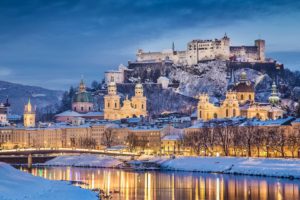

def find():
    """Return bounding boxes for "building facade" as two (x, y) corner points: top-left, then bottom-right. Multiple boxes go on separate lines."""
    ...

(198, 72), (283, 121)
(104, 80), (147, 120)
(137, 34), (265, 65)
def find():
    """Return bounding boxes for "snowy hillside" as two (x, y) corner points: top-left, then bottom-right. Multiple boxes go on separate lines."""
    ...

(0, 80), (63, 115)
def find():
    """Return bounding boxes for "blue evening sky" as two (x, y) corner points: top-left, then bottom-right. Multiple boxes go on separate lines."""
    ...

(0, 0), (299, 90)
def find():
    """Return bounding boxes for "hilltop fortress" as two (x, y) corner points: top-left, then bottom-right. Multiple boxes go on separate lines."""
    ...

(136, 34), (265, 65)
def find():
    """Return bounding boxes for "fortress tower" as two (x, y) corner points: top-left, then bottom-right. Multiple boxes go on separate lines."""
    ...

(23, 99), (36, 127)
(255, 39), (265, 61)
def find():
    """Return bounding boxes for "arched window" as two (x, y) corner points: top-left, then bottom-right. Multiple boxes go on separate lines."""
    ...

(74, 107), (76, 111)
(108, 102), (110, 108)
(226, 109), (229, 117)
(214, 113), (218, 118)
(241, 94), (244, 100)
(142, 104), (144, 109)
(249, 94), (252, 100)
(233, 109), (236, 117)
(81, 107), (83, 111)
(88, 107), (91, 111)
(115, 102), (117, 108)
(199, 111), (202, 118)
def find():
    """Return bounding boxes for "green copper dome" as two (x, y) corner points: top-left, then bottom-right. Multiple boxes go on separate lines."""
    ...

(72, 91), (93, 103)
(72, 79), (93, 103)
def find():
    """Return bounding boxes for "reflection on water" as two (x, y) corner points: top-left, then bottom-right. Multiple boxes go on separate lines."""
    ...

(18, 166), (300, 200)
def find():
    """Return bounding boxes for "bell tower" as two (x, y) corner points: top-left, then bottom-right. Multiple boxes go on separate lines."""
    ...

(104, 77), (121, 120)
(24, 98), (36, 127)
(131, 80), (147, 117)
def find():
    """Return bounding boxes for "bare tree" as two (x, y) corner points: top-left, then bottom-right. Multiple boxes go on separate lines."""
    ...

(252, 127), (264, 157)
(127, 133), (138, 152)
(262, 128), (278, 157)
(102, 128), (115, 148)
(275, 129), (287, 158)
(215, 121), (234, 156)
(232, 127), (243, 156)
(184, 129), (206, 155)
(286, 131), (300, 158)
(241, 121), (257, 157)
(80, 137), (97, 149)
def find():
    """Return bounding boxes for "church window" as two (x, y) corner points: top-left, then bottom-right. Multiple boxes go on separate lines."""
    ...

(226, 109), (229, 117)
(214, 113), (218, 118)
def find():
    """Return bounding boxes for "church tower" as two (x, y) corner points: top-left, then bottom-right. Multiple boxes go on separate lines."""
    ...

(131, 81), (147, 117)
(23, 99), (36, 127)
(104, 77), (121, 120)
(268, 82), (280, 106)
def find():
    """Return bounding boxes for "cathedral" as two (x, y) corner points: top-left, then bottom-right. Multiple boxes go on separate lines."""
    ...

(104, 78), (147, 120)
(197, 72), (284, 121)
(72, 79), (94, 113)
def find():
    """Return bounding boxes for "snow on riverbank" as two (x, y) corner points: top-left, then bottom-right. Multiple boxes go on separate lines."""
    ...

(0, 162), (97, 200)
(160, 157), (300, 178)
(43, 155), (124, 168)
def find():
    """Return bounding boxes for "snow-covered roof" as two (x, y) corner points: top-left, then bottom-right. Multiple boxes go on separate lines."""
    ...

(162, 134), (181, 141)
(82, 112), (104, 117)
(292, 118), (300, 123)
(240, 117), (295, 127)
(55, 110), (81, 117)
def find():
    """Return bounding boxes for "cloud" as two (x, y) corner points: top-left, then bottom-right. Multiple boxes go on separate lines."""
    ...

(0, 67), (12, 76)
(0, 0), (299, 89)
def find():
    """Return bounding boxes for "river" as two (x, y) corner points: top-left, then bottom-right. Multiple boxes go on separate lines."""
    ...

(18, 166), (300, 200)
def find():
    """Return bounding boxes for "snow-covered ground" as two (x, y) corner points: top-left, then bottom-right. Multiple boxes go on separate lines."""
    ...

(159, 157), (300, 178)
(42, 155), (300, 179)
(0, 162), (97, 200)
(43, 155), (125, 168)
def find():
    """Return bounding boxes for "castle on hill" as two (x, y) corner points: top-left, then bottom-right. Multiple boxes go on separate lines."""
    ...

(136, 34), (265, 65)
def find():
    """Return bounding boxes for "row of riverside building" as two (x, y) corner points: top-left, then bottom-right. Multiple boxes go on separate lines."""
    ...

(1, 116), (300, 158)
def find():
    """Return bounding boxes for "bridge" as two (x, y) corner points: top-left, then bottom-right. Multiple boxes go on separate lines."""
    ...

(0, 148), (139, 156)
(0, 148), (140, 165)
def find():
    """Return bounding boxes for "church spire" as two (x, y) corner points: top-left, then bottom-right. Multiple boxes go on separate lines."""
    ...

(172, 42), (175, 52)
(79, 79), (86, 93)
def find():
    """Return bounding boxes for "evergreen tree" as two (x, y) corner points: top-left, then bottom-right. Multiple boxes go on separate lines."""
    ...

(296, 98), (300, 118)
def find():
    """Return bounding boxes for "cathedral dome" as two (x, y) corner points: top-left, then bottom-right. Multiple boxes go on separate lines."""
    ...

(72, 91), (93, 103)
(72, 80), (93, 103)
(232, 82), (254, 93)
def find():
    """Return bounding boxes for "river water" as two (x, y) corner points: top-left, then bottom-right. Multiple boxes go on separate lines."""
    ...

(18, 166), (300, 200)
